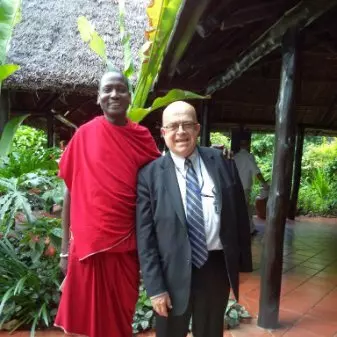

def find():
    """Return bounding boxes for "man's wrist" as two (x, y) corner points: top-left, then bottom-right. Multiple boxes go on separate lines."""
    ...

(150, 291), (168, 300)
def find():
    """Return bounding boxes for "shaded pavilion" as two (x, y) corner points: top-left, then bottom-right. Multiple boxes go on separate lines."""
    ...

(141, 0), (337, 329)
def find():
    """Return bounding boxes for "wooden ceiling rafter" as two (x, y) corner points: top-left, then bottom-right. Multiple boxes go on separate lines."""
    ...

(37, 93), (60, 113)
(219, 1), (287, 32)
(206, 0), (337, 95)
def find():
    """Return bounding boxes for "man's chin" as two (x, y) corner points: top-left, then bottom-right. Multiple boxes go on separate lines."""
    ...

(105, 109), (126, 117)
(172, 146), (195, 158)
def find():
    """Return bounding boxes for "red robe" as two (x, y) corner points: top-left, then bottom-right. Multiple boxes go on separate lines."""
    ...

(54, 116), (160, 337)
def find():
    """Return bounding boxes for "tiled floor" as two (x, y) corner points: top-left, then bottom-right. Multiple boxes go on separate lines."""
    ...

(232, 216), (337, 337)
(1, 217), (337, 337)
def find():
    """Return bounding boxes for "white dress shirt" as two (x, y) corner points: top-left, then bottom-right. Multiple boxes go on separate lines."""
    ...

(170, 149), (222, 251)
(234, 149), (261, 190)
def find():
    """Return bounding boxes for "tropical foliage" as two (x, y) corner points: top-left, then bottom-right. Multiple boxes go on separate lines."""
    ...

(0, 0), (21, 90)
(210, 131), (337, 216)
(0, 220), (62, 335)
(77, 0), (209, 123)
(0, 120), (63, 335)
(298, 138), (337, 216)
(250, 134), (337, 216)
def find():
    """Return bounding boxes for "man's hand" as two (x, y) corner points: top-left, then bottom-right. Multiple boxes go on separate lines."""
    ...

(211, 145), (234, 159)
(223, 147), (234, 160)
(151, 293), (172, 317)
(59, 257), (68, 275)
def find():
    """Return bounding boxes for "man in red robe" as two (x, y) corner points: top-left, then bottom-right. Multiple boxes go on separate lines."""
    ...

(54, 71), (160, 337)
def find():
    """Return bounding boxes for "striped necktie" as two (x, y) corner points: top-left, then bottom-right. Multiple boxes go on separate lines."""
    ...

(185, 158), (208, 268)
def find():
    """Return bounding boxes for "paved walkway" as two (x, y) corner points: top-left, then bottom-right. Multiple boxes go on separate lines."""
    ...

(1, 217), (337, 336)
(231, 216), (337, 337)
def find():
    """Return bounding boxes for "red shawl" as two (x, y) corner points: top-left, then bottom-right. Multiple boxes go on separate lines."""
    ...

(59, 116), (160, 260)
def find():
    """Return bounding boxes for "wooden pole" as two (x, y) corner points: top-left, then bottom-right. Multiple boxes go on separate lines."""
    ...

(288, 126), (305, 220)
(0, 90), (10, 136)
(200, 101), (210, 146)
(258, 28), (298, 329)
(47, 114), (54, 147)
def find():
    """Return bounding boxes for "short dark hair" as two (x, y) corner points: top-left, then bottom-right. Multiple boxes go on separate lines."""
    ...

(99, 70), (130, 91)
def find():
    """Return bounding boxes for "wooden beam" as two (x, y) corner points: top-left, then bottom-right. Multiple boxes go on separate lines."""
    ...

(211, 120), (337, 135)
(288, 126), (305, 220)
(160, 0), (212, 78)
(47, 114), (55, 148)
(219, 2), (283, 31)
(195, 0), (236, 38)
(54, 114), (78, 130)
(258, 28), (298, 329)
(206, 0), (337, 95)
(0, 90), (10, 135)
(319, 91), (337, 124)
(38, 94), (59, 112)
(200, 101), (210, 146)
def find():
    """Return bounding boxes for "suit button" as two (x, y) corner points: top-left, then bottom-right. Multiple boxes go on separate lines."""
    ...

(187, 259), (190, 263)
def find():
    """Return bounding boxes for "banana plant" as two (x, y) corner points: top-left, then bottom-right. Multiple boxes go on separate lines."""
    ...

(0, 114), (29, 158)
(77, 0), (210, 123)
(0, 0), (21, 91)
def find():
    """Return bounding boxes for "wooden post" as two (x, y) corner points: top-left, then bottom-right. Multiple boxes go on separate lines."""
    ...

(0, 90), (10, 136)
(258, 28), (298, 329)
(288, 126), (305, 220)
(200, 101), (210, 146)
(47, 114), (55, 147)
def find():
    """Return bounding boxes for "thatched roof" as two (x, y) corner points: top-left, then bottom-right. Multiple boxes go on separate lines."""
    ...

(5, 0), (148, 94)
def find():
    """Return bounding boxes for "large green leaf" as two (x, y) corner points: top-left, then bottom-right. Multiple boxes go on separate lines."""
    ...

(77, 16), (107, 62)
(131, 0), (183, 113)
(128, 89), (209, 122)
(0, 114), (29, 157)
(118, 0), (135, 80)
(0, 0), (21, 64)
(0, 64), (20, 81)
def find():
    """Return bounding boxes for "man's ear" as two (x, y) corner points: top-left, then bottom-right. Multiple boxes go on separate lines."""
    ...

(160, 127), (165, 137)
(196, 123), (201, 135)
(127, 92), (131, 105)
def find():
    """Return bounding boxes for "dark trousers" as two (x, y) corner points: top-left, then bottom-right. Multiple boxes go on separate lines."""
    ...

(155, 251), (230, 337)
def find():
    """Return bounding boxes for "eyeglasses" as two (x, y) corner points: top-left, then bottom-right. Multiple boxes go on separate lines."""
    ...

(162, 122), (198, 132)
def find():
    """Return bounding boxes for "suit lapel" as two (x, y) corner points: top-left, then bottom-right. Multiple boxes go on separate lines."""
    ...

(198, 147), (223, 211)
(161, 153), (187, 228)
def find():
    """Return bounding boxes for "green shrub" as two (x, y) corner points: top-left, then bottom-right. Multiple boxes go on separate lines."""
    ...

(0, 218), (62, 334)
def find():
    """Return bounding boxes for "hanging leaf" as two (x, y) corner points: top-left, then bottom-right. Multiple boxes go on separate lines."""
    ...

(0, 64), (20, 82)
(128, 89), (209, 122)
(0, 114), (29, 158)
(118, 0), (135, 80)
(77, 16), (107, 62)
(131, 0), (184, 113)
(0, 0), (21, 64)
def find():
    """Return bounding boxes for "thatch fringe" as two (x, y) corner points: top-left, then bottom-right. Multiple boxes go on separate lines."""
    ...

(5, 0), (148, 94)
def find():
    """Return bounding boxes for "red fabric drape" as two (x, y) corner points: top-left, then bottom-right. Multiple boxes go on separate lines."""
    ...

(55, 244), (140, 337)
(58, 116), (160, 260)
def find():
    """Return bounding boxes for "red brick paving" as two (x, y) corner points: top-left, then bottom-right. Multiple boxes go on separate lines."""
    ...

(1, 217), (337, 337)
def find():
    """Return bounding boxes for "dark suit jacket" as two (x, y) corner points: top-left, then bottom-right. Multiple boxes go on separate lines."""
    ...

(136, 146), (252, 315)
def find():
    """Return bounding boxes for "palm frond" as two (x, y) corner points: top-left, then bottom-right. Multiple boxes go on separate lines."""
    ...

(0, 194), (14, 220)
(0, 177), (17, 192)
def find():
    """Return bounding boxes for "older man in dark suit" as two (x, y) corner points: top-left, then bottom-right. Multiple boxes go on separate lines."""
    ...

(136, 101), (252, 337)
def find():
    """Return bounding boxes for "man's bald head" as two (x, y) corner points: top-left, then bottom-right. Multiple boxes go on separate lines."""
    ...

(161, 101), (200, 158)
(162, 101), (197, 126)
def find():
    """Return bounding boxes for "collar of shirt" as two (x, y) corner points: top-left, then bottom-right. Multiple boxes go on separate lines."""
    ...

(170, 148), (199, 174)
